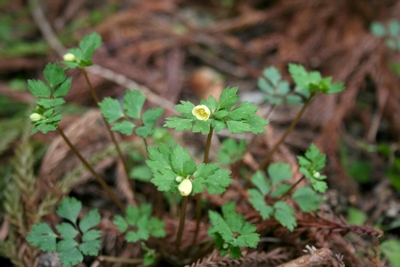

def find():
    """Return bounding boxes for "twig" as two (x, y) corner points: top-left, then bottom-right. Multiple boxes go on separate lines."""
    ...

(56, 127), (125, 212)
(258, 92), (316, 170)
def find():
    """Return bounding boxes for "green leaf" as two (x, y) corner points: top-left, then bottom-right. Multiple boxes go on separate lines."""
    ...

(210, 119), (226, 132)
(26, 223), (57, 252)
(271, 184), (291, 197)
(79, 240), (100, 256)
(31, 122), (58, 135)
(227, 120), (251, 134)
(258, 77), (274, 94)
(111, 120), (135, 135)
(142, 243), (156, 266)
(82, 229), (101, 242)
(192, 120), (210, 134)
(28, 80), (51, 98)
(123, 90), (146, 119)
(37, 98), (65, 108)
(263, 66), (281, 87)
(80, 229), (101, 255)
(380, 239), (400, 267)
(348, 160), (371, 183)
(277, 81), (290, 95)
(218, 87), (239, 110)
(58, 246), (83, 267)
(164, 117), (193, 131)
(170, 145), (193, 175)
(370, 21), (386, 37)
(148, 217), (166, 238)
(147, 143), (177, 191)
(326, 81), (345, 94)
(245, 114), (268, 134)
(43, 62), (66, 87)
(203, 95), (218, 112)
(79, 209), (100, 233)
(53, 77), (72, 98)
(142, 107), (163, 126)
(248, 189), (273, 219)
(57, 238), (78, 252)
(388, 20), (400, 36)
(268, 163), (292, 186)
(293, 187), (323, 212)
(129, 165), (152, 182)
(56, 223), (78, 239)
(273, 201), (296, 231)
(175, 100), (196, 117)
(79, 32), (102, 61)
(56, 197), (82, 224)
(250, 171), (270, 195)
(113, 215), (128, 232)
(228, 102), (258, 120)
(347, 207), (367, 225)
(99, 97), (124, 123)
(208, 202), (259, 259)
(217, 138), (246, 165)
(135, 125), (154, 138)
(193, 163), (232, 195)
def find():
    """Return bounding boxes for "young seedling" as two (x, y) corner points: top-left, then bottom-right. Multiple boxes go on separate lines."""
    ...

(248, 143), (325, 231)
(27, 197), (101, 267)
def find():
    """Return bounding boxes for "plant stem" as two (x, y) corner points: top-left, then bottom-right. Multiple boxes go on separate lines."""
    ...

(175, 195), (188, 250)
(81, 67), (138, 205)
(258, 92), (316, 170)
(277, 175), (305, 201)
(191, 126), (214, 248)
(203, 126), (213, 164)
(56, 127), (125, 212)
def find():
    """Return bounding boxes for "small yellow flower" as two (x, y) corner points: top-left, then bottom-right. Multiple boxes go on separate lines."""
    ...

(30, 113), (44, 122)
(192, 105), (210, 121)
(178, 179), (192, 196)
(63, 53), (76, 62)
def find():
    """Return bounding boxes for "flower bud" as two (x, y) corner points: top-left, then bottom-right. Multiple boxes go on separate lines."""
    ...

(192, 105), (211, 121)
(178, 179), (192, 196)
(222, 243), (229, 249)
(175, 176), (183, 183)
(30, 113), (43, 122)
(63, 53), (76, 62)
(313, 171), (320, 178)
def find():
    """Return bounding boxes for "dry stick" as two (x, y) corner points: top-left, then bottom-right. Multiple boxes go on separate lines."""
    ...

(191, 125), (214, 250)
(81, 67), (138, 206)
(258, 92), (316, 170)
(175, 196), (188, 250)
(56, 127), (125, 212)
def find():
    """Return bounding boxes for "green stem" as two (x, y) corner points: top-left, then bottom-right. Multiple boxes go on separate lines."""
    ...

(56, 127), (125, 212)
(175, 196), (188, 250)
(191, 126), (213, 248)
(81, 67), (138, 205)
(258, 92), (316, 170)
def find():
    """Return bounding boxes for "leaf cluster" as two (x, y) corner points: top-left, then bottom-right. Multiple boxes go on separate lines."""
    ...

(26, 197), (101, 267)
(288, 64), (344, 94)
(248, 145), (325, 231)
(217, 138), (246, 165)
(99, 89), (163, 137)
(113, 204), (165, 242)
(28, 62), (71, 134)
(208, 202), (260, 259)
(164, 87), (268, 134)
(297, 143), (328, 193)
(64, 32), (102, 68)
(258, 66), (306, 105)
(146, 143), (232, 195)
